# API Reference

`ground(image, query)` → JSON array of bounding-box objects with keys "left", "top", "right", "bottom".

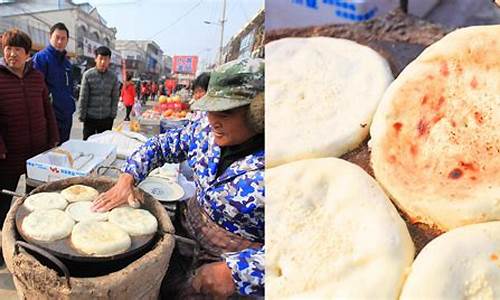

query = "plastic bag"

[
  {"left": 132, "top": 101, "right": 142, "bottom": 117},
  {"left": 117, "top": 101, "right": 125, "bottom": 112}
]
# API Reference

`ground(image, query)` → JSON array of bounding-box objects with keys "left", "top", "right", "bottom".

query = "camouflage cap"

[{"left": 191, "top": 57, "right": 264, "bottom": 112}]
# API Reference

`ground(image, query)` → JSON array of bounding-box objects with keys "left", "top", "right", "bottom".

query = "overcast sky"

[{"left": 73, "top": 0, "right": 263, "bottom": 67}]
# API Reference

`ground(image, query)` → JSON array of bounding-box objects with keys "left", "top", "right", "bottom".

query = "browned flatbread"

[{"left": 371, "top": 25, "right": 500, "bottom": 232}]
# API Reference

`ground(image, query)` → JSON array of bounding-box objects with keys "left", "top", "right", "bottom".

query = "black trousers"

[
  {"left": 125, "top": 105, "right": 132, "bottom": 120},
  {"left": 83, "top": 117, "right": 114, "bottom": 140}
]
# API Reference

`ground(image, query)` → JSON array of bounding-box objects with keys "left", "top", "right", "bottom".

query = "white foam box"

[
  {"left": 266, "top": 0, "right": 439, "bottom": 30},
  {"left": 26, "top": 139, "right": 117, "bottom": 182}
]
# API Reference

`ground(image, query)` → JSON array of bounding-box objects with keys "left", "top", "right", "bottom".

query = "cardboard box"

[{"left": 26, "top": 140, "right": 117, "bottom": 182}]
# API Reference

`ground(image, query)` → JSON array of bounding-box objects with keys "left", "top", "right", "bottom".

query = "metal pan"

[
  {"left": 15, "top": 204, "right": 156, "bottom": 263},
  {"left": 13, "top": 176, "right": 157, "bottom": 263}
]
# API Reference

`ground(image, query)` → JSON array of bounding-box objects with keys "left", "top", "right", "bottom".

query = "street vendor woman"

[{"left": 92, "top": 58, "right": 265, "bottom": 299}]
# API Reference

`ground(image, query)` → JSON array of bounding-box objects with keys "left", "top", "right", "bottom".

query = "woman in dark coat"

[{"left": 0, "top": 29, "right": 59, "bottom": 225}]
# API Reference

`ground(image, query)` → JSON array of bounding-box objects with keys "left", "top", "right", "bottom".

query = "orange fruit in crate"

[{"left": 163, "top": 109, "right": 173, "bottom": 117}]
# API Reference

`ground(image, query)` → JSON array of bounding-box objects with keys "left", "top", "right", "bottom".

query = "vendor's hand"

[
  {"left": 92, "top": 173, "right": 139, "bottom": 212},
  {"left": 0, "top": 153, "right": 6, "bottom": 160},
  {"left": 191, "top": 262, "right": 235, "bottom": 299}
]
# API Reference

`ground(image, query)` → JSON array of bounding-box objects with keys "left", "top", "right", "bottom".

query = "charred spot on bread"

[{"left": 448, "top": 168, "right": 463, "bottom": 179}]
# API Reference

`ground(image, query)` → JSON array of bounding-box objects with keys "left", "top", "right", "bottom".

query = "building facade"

[
  {"left": 0, "top": 0, "right": 122, "bottom": 82},
  {"left": 161, "top": 54, "right": 173, "bottom": 78},
  {"left": 224, "top": 8, "right": 265, "bottom": 62},
  {"left": 115, "top": 39, "right": 163, "bottom": 81},
  {"left": 115, "top": 40, "right": 146, "bottom": 80}
]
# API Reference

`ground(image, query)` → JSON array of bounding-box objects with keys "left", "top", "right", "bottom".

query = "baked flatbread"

[
  {"left": 370, "top": 25, "right": 500, "bottom": 231},
  {"left": 71, "top": 221, "right": 131, "bottom": 256},
  {"left": 61, "top": 185, "right": 99, "bottom": 203},
  {"left": 400, "top": 222, "right": 500, "bottom": 299},
  {"left": 267, "top": 158, "right": 414, "bottom": 299},
  {"left": 108, "top": 207, "right": 158, "bottom": 236},
  {"left": 266, "top": 37, "right": 393, "bottom": 167},
  {"left": 66, "top": 201, "right": 108, "bottom": 222},
  {"left": 22, "top": 209, "right": 74, "bottom": 241},
  {"left": 23, "top": 192, "right": 67, "bottom": 211}
]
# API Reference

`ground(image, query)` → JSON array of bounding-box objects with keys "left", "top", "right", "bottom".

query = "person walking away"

[
  {"left": 32, "top": 22, "right": 75, "bottom": 144},
  {"left": 78, "top": 46, "right": 120, "bottom": 140},
  {"left": 0, "top": 29, "right": 59, "bottom": 225},
  {"left": 121, "top": 73, "right": 136, "bottom": 121}
]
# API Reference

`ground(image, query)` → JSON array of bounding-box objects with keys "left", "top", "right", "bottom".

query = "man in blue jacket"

[{"left": 32, "top": 22, "right": 75, "bottom": 143}]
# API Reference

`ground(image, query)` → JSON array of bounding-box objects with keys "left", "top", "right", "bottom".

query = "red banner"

[{"left": 172, "top": 56, "right": 199, "bottom": 75}]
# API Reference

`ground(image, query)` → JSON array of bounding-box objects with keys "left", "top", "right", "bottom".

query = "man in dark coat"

[{"left": 0, "top": 29, "right": 60, "bottom": 225}]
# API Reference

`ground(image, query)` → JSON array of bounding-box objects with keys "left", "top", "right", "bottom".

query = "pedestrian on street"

[
  {"left": 151, "top": 81, "right": 158, "bottom": 101},
  {"left": 78, "top": 46, "right": 120, "bottom": 140},
  {"left": 135, "top": 80, "right": 141, "bottom": 98},
  {"left": 165, "top": 78, "right": 176, "bottom": 96},
  {"left": 32, "top": 22, "right": 75, "bottom": 144},
  {"left": 158, "top": 82, "right": 165, "bottom": 96},
  {"left": 140, "top": 81, "right": 148, "bottom": 104},
  {"left": 120, "top": 72, "right": 136, "bottom": 121},
  {"left": 0, "top": 29, "right": 59, "bottom": 225},
  {"left": 146, "top": 81, "right": 152, "bottom": 102}
]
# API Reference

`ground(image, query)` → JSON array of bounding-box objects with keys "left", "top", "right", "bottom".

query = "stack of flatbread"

[
  {"left": 266, "top": 24, "right": 500, "bottom": 298},
  {"left": 21, "top": 184, "right": 158, "bottom": 257}
]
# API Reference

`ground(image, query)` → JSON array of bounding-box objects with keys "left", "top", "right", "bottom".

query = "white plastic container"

[
  {"left": 266, "top": 0, "right": 439, "bottom": 30},
  {"left": 26, "top": 140, "right": 117, "bottom": 182}
]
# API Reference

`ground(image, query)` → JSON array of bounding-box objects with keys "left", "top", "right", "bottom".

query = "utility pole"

[{"left": 218, "top": 0, "right": 227, "bottom": 66}]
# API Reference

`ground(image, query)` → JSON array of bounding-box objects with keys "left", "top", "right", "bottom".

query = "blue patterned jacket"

[{"left": 123, "top": 116, "right": 264, "bottom": 296}]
